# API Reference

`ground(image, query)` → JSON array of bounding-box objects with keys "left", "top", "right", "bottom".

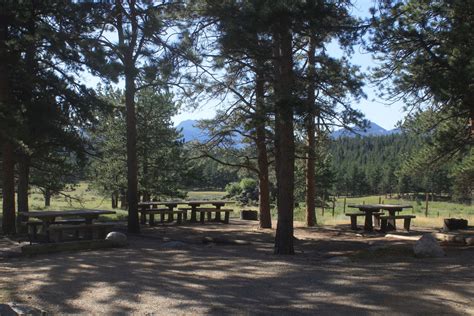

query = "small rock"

[
  {"left": 326, "top": 256, "right": 350, "bottom": 264},
  {"left": 413, "top": 234, "right": 445, "bottom": 258},
  {"left": 465, "top": 237, "right": 474, "bottom": 246},
  {"left": 162, "top": 241, "right": 188, "bottom": 248},
  {"left": 105, "top": 232, "right": 128, "bottom": 246}
]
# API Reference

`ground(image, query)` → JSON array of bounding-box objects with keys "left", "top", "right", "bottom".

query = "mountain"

[
  {"left": 331, "top": 121, "right": 400, "bottom": 138},
  {"left": 177, "top": 119, "right": 401, "bottom": 143},
  {"left": 176, "top": 119, "right": 209, "bottom": 142}
]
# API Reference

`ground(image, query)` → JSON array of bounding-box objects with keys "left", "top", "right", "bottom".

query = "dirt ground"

[{"left": 1, "top": 220, "right": 473, "bottom": 315}]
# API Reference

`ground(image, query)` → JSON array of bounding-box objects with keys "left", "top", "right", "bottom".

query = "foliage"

[
  {"left": 88, "top": 87, "right": 186, "bottom": 200},
  {"left": 225, "top": 177, "right": 259, "bottom": 205}
]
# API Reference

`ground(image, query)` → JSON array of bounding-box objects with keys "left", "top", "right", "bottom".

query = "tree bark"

[
  {"left": 273, "top": 18, "right": 295, "bottom": 255},
  {"left": 2, "top": 141, "right": 16, "bottom": 234},
  {"left": 125, "top": 70, "right": 140, "bottom": 233},
  {"left": 305, "top": 34, "right": 317, "bottom": 227},
  {"left": 17, "top": 155, "right": 30, "bottom": 213},
  {"left": 17, "top": 154, "right": 30, "bottom": 231},
  {"left": 0, "top": 13, "right": 16, "bottom": 235},
  {"left": 255, "top": 62, "right": 272, "bottom": 229}
]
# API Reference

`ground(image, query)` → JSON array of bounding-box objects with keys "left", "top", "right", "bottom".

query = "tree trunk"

[
  {"left": 273, "top": 18, "right": 295, "bottom": 255},
  {"left": 0, "top": 10, "right": 16, "bottom": 235},
  {"left": 2, "top": 141, "right": 16, "bottom": 234},
  {"left": 305, "top": 34, "right": 317, "bottom": 227},
  {"left": 16, "top": 154, "right": 30, "bottom": 231},
  {"left": 17, "top": 155, "right": 30, "bottom": 213},
  {"left": 255, "top": 62, "right": 272, "bottom": 229},
  {"left": 111, "top": 192, "right": 118, "bottom": 209},
  {"left": 44, "top": 189, "right": 51, "bottom": 207},
  {"left": 120, "top": 189, "right": 128, "bottom": 210},
  {"left": 125, "top": 70, "right": 140, "bottom": 233}
]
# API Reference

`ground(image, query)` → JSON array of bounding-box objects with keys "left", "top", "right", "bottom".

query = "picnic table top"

[
  {"left": 138, "top": 200, "right": 235, "bottom": 206},
  {"left": 348, "top": 204, "right": 413, "bottom": 211},
  {"left": 138, "top": 201, "right": 181, "bottom": 206},
  {"left": 19, "top": 210, "right": 116, "bottom": 219}
]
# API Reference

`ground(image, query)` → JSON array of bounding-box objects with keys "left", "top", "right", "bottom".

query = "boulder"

[
  {"left": 413, "top": 234, "right": 445, "bottom": 258},
  {"left": 465, "top": 237, "right": 474, "bottom": 246},
  {"left": 105, "top": 232, "right": 128, "bottom": 246}
]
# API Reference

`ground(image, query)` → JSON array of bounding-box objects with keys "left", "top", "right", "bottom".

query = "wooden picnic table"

[
  {"left": 183, "top": 200, "right": 235, "bottom": 222},
  {"left": 347, "top": 204, "right": 413, "bottom": 231},
  {"left": 138, "top": 201, "right": 185, "bottom": 224},
  {"left": 19, "top": 210, "right": 116, "bottom": 241}
]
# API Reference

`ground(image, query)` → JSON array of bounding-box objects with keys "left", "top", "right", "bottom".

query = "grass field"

[{"left": 1, "top": 183, "right": 473, "bottom": 228}]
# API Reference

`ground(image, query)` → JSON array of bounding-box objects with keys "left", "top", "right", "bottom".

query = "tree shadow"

[{"left": 1, "top": 221, "right": 473, "bottom": 314}]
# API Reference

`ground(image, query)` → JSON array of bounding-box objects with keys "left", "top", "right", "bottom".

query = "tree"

[
  {"left": 91, "top": 0, "right": 187, "bottom": 233},
  {"left": 368, "top": 0, "right": 474, "bottom": 166},
  {"left": 89, "top": 87, "right": 186, "bottom": 204},
  {"left": 0, "top": 1, "right": 107, "bottom": 234}
]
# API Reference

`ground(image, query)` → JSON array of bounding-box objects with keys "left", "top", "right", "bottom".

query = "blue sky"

[
  {"left": 173, "top": 0, "right": 405, "bottom": 130},
  {"left": 82, "top": 0, "right": 405, "bottom": 130}
]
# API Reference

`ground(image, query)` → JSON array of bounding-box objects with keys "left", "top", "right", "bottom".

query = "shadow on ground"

[{"left": 1, "top": 220, "right": 473, "bottom": 315}]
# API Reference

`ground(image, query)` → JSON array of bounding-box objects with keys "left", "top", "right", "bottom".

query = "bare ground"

[{"left": 1, "top": 220, "right": 473, "bottom": 315}]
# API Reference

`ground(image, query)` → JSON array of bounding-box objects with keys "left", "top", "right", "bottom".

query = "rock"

[
  {"left": 105, "top": 232, "right": 128, "bottom": 246},
  {"left": 413, "top": 234, "right": 445, "bottom": 258},
  {"left": 465, "top": 237, "right": 474, "bottom": 246},
  {"left": 162, "top": 241, "right": 188, "bottom": 248},
  {"left": 326, "top": 256, "right": 350, "bottom": 264}
]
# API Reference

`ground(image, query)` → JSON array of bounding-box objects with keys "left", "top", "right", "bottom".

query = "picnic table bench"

[
  {"left": 380, "top": 215, "right": 416, "bottom": 232},
  {"left": 139, "top": 208, "right": 186, "bottom": 225},
  {"left": 194, "top": 207, "right": 233, "bottom": 224},
  {"left": 19, "top": 210, "right": 116, "bottom": 243},
  {"left": 48, "top": 222, "right": 116, "bottom": 242}
]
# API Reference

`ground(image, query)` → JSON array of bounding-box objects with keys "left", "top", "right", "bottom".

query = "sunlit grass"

[{"left": 1, "top": 185, "right": 473, "bottom": 229}]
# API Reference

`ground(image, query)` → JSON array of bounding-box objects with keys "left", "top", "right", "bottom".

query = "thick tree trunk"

[
  {"left": 0, "top": 10, "right": 16, "bottom": 235},
  {"left": 305, "top": 35, "right": 317, "bottom": 227},
  {"left": 273, "top": 19, "right": 295, "bottom": 255},
  {"left": 255, "top": 63, "right": 272, "bottom": 229},
  {"left": 2, "top": 141, "right": 16, "bottom": 234},
  {"left": 125, "top": 71, "right": 140, "bottom": 233}
]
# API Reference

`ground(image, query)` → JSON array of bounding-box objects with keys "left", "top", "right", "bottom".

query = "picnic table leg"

[
  {"left": 350, "top": 215, "right": 357, "bottom": 230},
  {"left": 224, "top": 211, "right": 230, "bottom": 224},
  {"left": 167, "top": 206, "right": 174, "bottom": 222},
  {"left": 190, "top": 206, "right": 198, "bottom": 222},
  {"left": 215, "top": 205, "right": 222, "bottom": 221},
  {"left": 150, "top": 214, "right": 156, "bottom": 226},
  {"left": 200, "top": 211, "right": 205, "bottom": 224},
  {"left": 140, "top": 211, "right": 147, "bottom": 224},
  {"left": 373, "top": 213, "right": 381, "bottom": 227},
  {"left": 364, "top": 212, "right": 374, "bottom": 232},
  {"left": 387, "top": 210, "right": 397, "bottom": 231}
]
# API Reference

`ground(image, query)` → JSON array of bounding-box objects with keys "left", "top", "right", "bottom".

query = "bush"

[{"left": 225, "top": 182, "right": 242, "bottom": 197}]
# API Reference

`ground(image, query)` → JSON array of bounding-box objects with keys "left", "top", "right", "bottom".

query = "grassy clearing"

[
  {"left": 1, "top": 184, "right": 473, "bottom": 228},
  {"left": 293, "top": 195, "right": 474, "bottom": 227}
]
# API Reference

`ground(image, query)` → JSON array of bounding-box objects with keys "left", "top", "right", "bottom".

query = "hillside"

[{"left": 176, "top": 119, "right": 400, "bottom": 142}]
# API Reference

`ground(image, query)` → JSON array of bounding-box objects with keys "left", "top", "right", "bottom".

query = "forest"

[{"left": 0, "top": 0, "right": 473, "bottom": 257}]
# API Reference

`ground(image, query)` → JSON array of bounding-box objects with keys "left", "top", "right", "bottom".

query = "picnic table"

[
  {"left": 347, "top": 204, "right": 413, "bottom": 232},
  {"left": 181, "top": 200, "right": 235, "bottom": 223},
  {"left": 138, "top": 201, "right": 183, "bottom": 225},
  {"left": 19, "top": 209, "right": 116, "bottom": 242}
]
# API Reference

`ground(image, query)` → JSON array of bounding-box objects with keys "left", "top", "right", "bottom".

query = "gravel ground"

[{"left": 0, "top": 220, "right": 473, "bottom": 315}]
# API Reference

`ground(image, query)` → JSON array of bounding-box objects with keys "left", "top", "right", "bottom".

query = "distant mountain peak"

[{"left": 331, "top": 121, "right": 400, "bottom": 138}]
